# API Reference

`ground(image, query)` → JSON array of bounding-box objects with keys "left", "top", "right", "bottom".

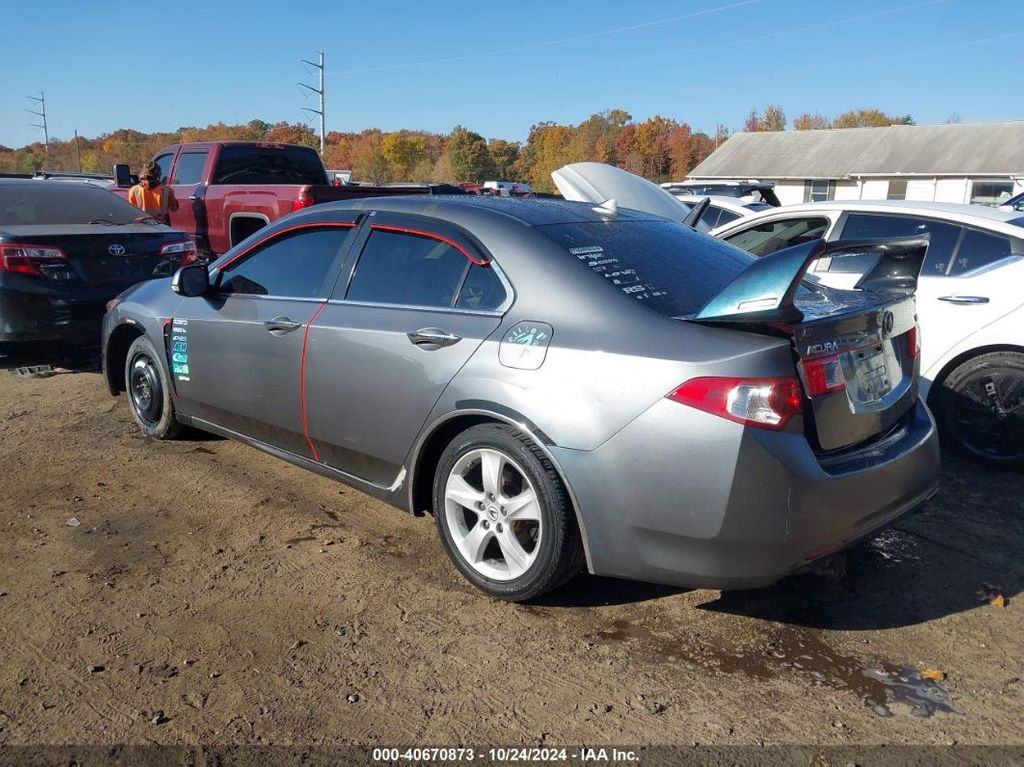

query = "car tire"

[
  {"left": 937, "top": 350, "right": 1024, "bottom": 468},
  {"left": 432, "top": 423, "right": 584, "bottom": 601},
  {"left": 125, "top": 336, "right": 182, "bottom": 440}
]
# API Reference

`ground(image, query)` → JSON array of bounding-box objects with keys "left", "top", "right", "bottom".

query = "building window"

[
  {"left": 804, "top": 180, "right": 835, "bottom": 202},
  {"left": 970, "top": 180, "right": 1014, "bottom": 207},
  {"left": 887, "top": 180, "right": 908, "bottom": 200}
]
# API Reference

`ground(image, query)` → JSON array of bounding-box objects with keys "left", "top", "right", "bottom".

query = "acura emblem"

[
  {"left": 882, "top": 311, "right": 895, "bottom": 336},
  {"left": 108, "top": 244, "right": 126, "bottom": 256}
]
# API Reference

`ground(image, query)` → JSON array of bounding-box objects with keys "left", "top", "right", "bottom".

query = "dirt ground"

[{"left": 0, "top": 352, "right": 1022, "bottom": 751}]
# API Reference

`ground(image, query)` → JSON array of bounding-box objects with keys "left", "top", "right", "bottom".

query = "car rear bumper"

[
  {"left": 552, "top": 398, "right": 940, "bottom": 590},
  {"left": 0, "top": 274, "right": 127, "bottom": 344}
]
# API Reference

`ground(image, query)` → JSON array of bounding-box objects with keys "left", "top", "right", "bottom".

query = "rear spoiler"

[{"left": 694, "top": 236, "right": 929, "bottom": 324}]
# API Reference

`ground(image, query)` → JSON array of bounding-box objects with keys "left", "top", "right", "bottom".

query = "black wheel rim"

[
  {"left": 129, "top": 354, "right": 163, "bottom": 427},
  {"left": 948, "top": 367, "right": 1024, "bottom": 463}
]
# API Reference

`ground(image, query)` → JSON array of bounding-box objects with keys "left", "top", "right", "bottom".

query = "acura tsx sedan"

[{"left": 102, "top": 196, "right": 940, "bottom": 600}]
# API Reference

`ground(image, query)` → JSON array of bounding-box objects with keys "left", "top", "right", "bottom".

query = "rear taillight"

[
  {"left": 160, "top": 239, "right": 198, "bottom": 264},
  {"left": 0, "top": 243, "right": 68, "bottom": 277},
  {"left": 667, "top": 377, "right": 803, "bottom": 430},
  {"left": 291, "top": 191, "right": 315, "bottom": 212},
  {"left": 798, "top": 353, "right": 846, "bottom": 397},
  {"left": 906, "top": 325, "right": 920, "bottom": 359}
]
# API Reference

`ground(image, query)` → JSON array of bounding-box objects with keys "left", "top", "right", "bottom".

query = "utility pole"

[
  {"left": 74, "top": 130, "right": 82, "bottom": 172},
  {"left": 299, "top": 51, "right": 325, "bottom": 154},
  {"left": 27, "top": 91, "right": 49, "bottom": 154}
]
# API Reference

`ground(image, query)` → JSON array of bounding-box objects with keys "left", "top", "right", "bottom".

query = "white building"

[{"left": 686, "top": 121, "right": 1024, "bottom": 207}]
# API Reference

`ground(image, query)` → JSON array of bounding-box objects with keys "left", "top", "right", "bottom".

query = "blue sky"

[{"left": 1, "top": 0, "right": 1021, "bottom": 148}]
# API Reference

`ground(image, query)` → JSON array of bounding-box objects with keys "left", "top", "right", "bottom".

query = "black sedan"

[{"left": 0, "top": 179, "right": 195, "bottom": 347}]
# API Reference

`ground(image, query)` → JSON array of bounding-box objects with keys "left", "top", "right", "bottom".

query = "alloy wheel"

[{"left": 444, "top": 448, "right": 542, "bottom": 581}]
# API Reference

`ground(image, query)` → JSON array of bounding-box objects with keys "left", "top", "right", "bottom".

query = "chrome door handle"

[
  {"left": 407, "top": 328, "right": 462, "bottom": 348},
  {"left": 264, "top": 316, "right": 302, "bottom": 334},
  {"left": 938, "top": 295, "right": 990, "bottom": 305}
]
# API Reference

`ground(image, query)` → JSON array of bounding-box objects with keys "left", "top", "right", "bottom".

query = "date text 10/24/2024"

[{"left": 371, "top": 747, "right": 639, "bottom": 762}]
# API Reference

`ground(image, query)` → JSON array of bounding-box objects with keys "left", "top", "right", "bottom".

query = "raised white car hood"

[{"left": 551, "top": 162, "right": 691, "bottom": 223}]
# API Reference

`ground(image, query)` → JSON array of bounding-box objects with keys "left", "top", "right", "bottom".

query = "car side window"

[
  {"left": 723, "top": 216, "right": 830, "bottom": 256},
  {"left": 715, "top": 209, "right": 741, "bottom": 227},
  {"left": 346, "top": 228, "right": 472, "bottom": 308},
  {"left": 173, "top": 151, "right": 208, "bottom": 185},
  {"left": 153, "top": 153, "right": 175, "bottom": 183},
  {"left": 838, "top": 214, "right": 962, "bottom": 276},
  {"left": 219, "top": 227, "right": 353, "bottom": 298},
  {"left": 696, "top": 206, "right": 722, "bottom": 232},
  {"left": 949, "top": 229, "right": 1016, "bottom": 276},
  {"left": 456, "top": 264, "right": 507, "bottom": 311}
]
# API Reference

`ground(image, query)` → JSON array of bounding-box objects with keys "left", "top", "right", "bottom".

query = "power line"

[
  {"left": 299, "top": 51, "right": 325, "bottom": 154},
  {"left": 27, "top": 91, "right": 48, "bottom": 153}
]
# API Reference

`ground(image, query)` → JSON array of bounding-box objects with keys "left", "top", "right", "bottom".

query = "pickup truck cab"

[{"left": 114, "top": 142, "right": 458, "bottom": 258}]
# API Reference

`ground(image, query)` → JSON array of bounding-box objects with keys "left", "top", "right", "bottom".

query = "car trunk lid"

[
  {"left": 691, "top": 237, "right": 928, "bottom": 452},
  {"left": 1, "top": 225, "right": 186, "bottom": 286}
]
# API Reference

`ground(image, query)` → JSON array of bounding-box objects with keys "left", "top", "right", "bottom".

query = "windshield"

[
  {"left": 536, "top": 219, "right": 755, "bottom": 318},
  {"left": 0, "top": 183, "right": 146, "bottom": 225}
]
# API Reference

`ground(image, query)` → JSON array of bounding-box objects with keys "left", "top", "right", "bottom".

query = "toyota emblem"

[
  {"left": 108, "top": 244, "right": 126, "bottom": 256},
  {"left": 882, "top": 311, "right": 895, "bottom": 336}
]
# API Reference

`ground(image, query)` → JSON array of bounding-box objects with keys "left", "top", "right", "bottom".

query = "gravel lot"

[{"left": 0, "top": 353, "right": 1021, "bottom": 750}]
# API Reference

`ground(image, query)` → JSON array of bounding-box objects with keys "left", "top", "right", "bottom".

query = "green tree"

[{"left": 445, "top": 126, "right": 494, "bottom": 182}]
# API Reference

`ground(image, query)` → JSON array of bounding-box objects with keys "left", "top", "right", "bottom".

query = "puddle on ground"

[{"left": 589, "top": 619, "right": 959, "bottom": 718}]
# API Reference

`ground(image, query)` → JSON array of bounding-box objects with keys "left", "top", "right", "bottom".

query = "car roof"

[
  {"left": 670, "top": 194, "right": 758, "bottom": 212},
  {"left": 0, "top": 178, "right": 109, "bottom": 191},
  {"left": 314, "top": 194, "right": 662, "bottom": 228},
  {"left": 715, "top": 199, "right": 1024, "bottom": 237}
]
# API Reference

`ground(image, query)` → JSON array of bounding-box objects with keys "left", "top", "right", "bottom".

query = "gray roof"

[{"left": 688, "top": 121, "right": 1024, "bottom": 180}]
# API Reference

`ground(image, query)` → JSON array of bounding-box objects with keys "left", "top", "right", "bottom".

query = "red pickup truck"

[{"left": 113, "top": 142, "right": 461, "bottom": 258}]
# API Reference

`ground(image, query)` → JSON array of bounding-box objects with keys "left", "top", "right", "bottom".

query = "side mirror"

[
  {"left": 113, "top": 163, "right": 132, "bottom": 188},
  {"left": 171, "top": 264, "right": 210, "bottom": 297}
]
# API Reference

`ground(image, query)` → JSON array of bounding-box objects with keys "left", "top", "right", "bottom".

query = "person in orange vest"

[{"left": 128, "top": 161, "right": 178, "bottom": 224}]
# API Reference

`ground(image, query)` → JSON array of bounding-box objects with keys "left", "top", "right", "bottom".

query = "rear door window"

[
  {"left": 218, "top": 226, "right": 353, "bottom": 297},
  {"left": 212, "top": 145, "right": 328, "bottom": 185},
  {"left": 345, "top": 228, "right": 473, "bottom": 308},
  {"left": 456, "top": 264, "right": 507, "bottom": 311},
  {"left": 537, "top": 219, "right": 755, "bottom": 318},
  {"left": 838, "top": 213, "right": 962, "bottom": 276},
  {"left": 723, "top": 216, "right": 830, "bottom": 256},
  {"left": 949, "top": 229, "right": 1018, "bottom": 275}
]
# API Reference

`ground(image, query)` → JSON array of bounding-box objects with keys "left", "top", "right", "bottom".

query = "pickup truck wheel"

[
  {"left": 938, "top": 351, "right": 1024, "bottom": 467},
  {"left": 432, "top": 424, "right": 584, "bottom": 602},
  {"left": 125, "top": 336, "right": 182, "bottom": 440}
]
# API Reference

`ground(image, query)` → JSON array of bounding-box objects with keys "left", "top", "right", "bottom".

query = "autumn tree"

[
  {"left": 744, "top": 105, "right": 786, "bottom": 132},
  {"left": 382, "top": 131, "right": 429, "bottom": 179},
  {"left": 792, "top": 112, "right": 830, "bottom": 130},
  {"left": 487, "top": 138, "right": 520, "bottom": 179},
  {"left": 831, "top": 109, "right": 913, "bottom": 128}
]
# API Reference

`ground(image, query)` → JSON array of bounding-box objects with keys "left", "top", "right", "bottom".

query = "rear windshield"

[
  {"left": 212, "top": 145, "right": 328, "bottom": 185},
  {"left": 0, "top": 183, "right": 145, "bottom": 225},
  {"left": 536, "top": 220, "right": 755, "bottom": 317}
]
